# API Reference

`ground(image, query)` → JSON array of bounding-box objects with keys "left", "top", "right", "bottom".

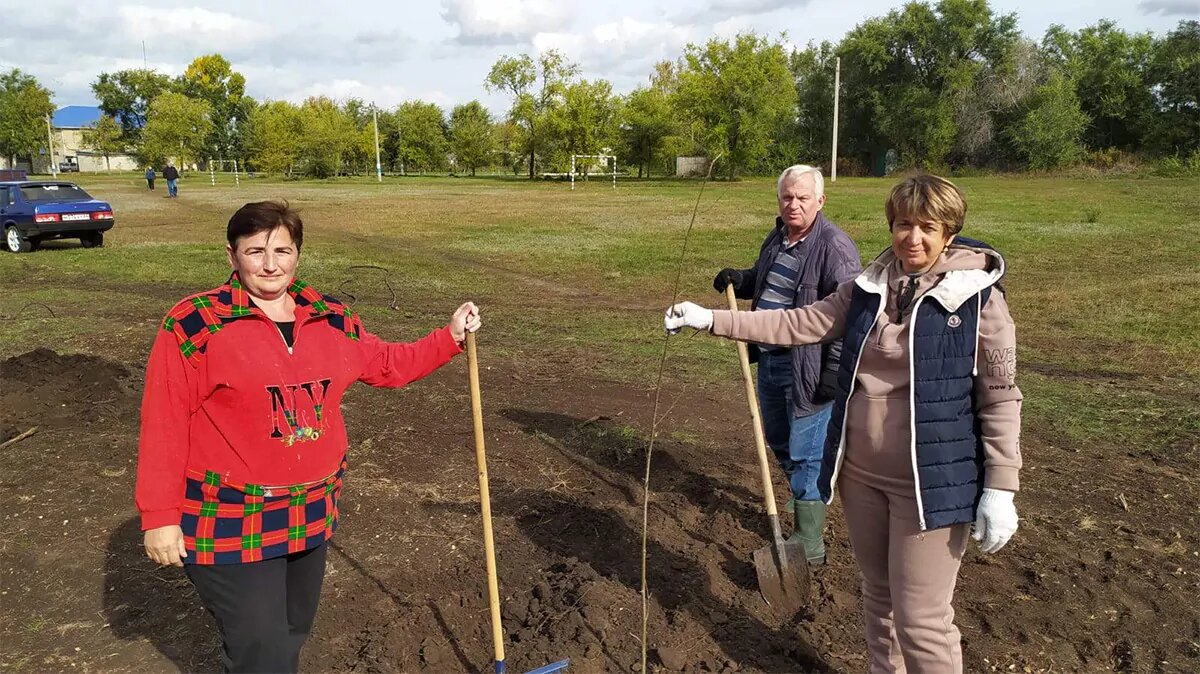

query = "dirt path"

[{"left": 1, "top": 347, "right": 1197, "bottom": 673}]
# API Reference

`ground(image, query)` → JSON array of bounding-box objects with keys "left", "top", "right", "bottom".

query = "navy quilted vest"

[{"left": 817, "top": 257, "right": 995, "bottom": 530}]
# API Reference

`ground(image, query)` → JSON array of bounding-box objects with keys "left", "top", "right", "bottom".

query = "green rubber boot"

[{"left": 789, "top": 499, "right": 827, "bottom": 565}]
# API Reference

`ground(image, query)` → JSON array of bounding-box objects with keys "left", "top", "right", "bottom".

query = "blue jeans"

[
  {"left": 167, "top": 178, "right": 178, "bottom": 197},
  {"left": 757, "top": 350, "right": 832, "bottom": 501}
]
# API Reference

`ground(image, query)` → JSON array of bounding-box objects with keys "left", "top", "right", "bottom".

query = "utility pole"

[
  {"left": 45, "top": 114, "right": 58, "bottom": 177},
  {"left": 831, "top": 57, "right": 841, "bottom": 183},
  {"left": 373, "top": 104, "right": 382, "bottom": 183}
]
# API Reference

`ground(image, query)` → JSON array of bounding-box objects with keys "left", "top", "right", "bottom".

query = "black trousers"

[
  {"left": 147, "top": 178, "right": 155, "bottom": 189},
  {"left": 185, "top": 544, "right": 327, "bottom": 673}
]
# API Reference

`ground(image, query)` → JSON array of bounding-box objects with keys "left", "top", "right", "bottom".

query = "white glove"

[
  {"left": 973, "top": 488, "right": 1018, "bottom": 553},
  {"left": 664, "top": 302, "right": 713, "bottom": 334}
]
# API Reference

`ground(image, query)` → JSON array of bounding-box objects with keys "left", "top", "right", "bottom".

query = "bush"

[
  {"left": 1010, "top": 72, "right": 1088, "bottom": 171},
  {"left": 1151, "top": 150, "right": 1200, "bottom": 177}
]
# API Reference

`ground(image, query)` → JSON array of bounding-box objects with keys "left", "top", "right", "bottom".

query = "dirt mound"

[{"left": 0, "top": 347, "right": 137, "bottom": 431}]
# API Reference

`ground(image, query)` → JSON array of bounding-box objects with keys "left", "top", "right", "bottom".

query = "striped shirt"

[
  {"left": 756, "top": 238, "right": 808, "bottom": 312},
  {"left": 755, "top": 238, "right": 807, "bottom": 354}
]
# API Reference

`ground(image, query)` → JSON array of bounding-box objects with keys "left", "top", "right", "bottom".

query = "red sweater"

[{"left": 136, "top": 275, "right": 462, "bottom": 530}]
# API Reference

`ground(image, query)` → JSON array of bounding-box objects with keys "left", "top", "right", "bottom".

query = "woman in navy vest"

[{"left": 666, "top": 174, "right": 1022, "bottom": 673}]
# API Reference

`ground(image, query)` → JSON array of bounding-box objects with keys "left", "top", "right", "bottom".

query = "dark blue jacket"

[
  {"left": 818, "top": 238, "right": 1005, "bottom": 530},
  {"left": 731, "top": 212, "right": 862, "bottom": 416}
]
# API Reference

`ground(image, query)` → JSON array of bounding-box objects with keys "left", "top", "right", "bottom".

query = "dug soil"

[{"left": 0, "top": 346, "right": 1196, "bottom": 673}]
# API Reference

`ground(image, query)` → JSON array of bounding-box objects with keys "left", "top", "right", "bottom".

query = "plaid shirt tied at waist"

[{"left": 180, "top": 458, "right": 346, "bottom": 565}]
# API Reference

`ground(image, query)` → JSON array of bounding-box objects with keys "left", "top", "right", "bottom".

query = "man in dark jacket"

[
  {"left": 163, "top": 162, "right": 180, "bottom": 198},
  {"left": 714, "top": 165, "right": 861, "bottom": 564}
]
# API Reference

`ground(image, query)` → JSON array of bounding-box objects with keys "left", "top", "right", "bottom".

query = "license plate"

[{"left": 61, "top": 213, "right": 89, "bottom": 221}]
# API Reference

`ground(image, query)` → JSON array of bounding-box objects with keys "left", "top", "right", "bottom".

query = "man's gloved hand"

[
  {"left": 972, "top": 488, "right": 1018, "bottom": 553},
  {"left": 664, "top": 302, "right": 714, "bottom": 334},
  {"left": 713, "top": 268, "right": 744, "bottom": 294}
]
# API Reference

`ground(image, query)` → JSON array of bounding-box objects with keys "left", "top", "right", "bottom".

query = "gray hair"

[{"left": 777, "top": 164, "right": 824, "bottom": 198}]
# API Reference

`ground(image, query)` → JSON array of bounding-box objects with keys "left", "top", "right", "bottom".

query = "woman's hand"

[
  {"left": 664, "top": 302, "right": 714, "bottom": 334},
  {"left": 973, "top": 489, "right": 1018, "bottom": 553},
  {"left": 450, "top": 302, "right": 482, "bottom": 343},
  {"left": 144, "top": 525, "right": 187, "bottom": 567}
]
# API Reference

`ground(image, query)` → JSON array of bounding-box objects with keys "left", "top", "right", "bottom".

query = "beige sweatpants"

[{"left": 839, "top": 473, "right": 971, "bottom": 673}]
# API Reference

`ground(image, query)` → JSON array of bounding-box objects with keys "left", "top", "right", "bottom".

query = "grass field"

[
  {"left": 1, "top": 171, "right": 1198, "bottom": 672},
  {"left": 1, "top": 172, "right": 1197, "bottom": 454}
]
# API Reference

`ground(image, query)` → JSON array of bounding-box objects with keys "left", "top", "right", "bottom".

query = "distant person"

[
  {"left": 145, "top": 167, "right": 155, "bottom": 190},
  {"left": 712, "top": 164, "right": 861, "bottom": 565},
  {"left": 163, "top": 162, "right": 179, "bottom": 198},
  {"left": 136, "top": 201, "right": 481, "bottom": 672},
  {"left": 667, "top": 174, "right": 1022, "bottom": 673}
]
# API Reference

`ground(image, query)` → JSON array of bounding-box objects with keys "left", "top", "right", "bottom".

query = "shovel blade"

[{"left": 753, "top": 538, "right": 810, "bottom": 613}]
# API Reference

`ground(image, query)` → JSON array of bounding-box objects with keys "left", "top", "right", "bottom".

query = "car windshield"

[{"left": 20, "top": 184, "right": 92, "bottom": 201}]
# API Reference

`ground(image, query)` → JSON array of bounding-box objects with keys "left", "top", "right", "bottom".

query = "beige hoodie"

[{"left": 711, "top": 245, "right": 1022, "bottom": 493}]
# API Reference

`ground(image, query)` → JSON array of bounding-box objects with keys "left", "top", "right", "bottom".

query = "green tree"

[
  {"left": 619, "top": 84, "right": 676, "bottom": 178},
  {"left": 486, "top": 50, "right": 578, "bottom": 177},
  {"left": 176, "top": 54, "right": 249, "bottom": 160},
  {"left": 247, "top": 100, "right": 303, "bottom": 176},
  {"left": 1043, "top": 20, "right": 1155, "bottom": 151},
  {"left": 493, "top": 120, "right": 524, "bottom": 174},
  {"left": 396, "top": 101, "right": 448, "bottom": 173},
  {"left": 140, "top": 92, "right": 214, "bottom": 167},
  {"left": 0, "top": 69, "right": 55, "bottom": 169},
  {"left": 775, "top": 41, "right": 837, "bottom": 171},
  {"left": 1009, "top": 70, "right": 1088, "bottom": 170},
  {"left": 374, "top": 109, "right": 402, "bottom": 172},
  {"left": 228, "top": 96, "right": 259, "bottom": 163},
  {"left": 297, "top": 97, "right": 353, "bottom": 178},
  {"left": 340, "top": 98, "right": 377, "bottom": 175},
  {"left": 552, "top": 79, "right": 620, "bottom": 169},
  {"left": 81, "top": 115, "right": 126, "bottom": 172},
  {"left": 449, "top": 101, "right": 495, "bottom": 175},
  {"left": 838, "top": 0, "right": 1020, "bottom": 169},
  {"left": 1144, "top": 20, "right": 1200, "bottom": 156},
  {"left": 91, "top": 69, "right": 173, "bottom": 143},
  {"left": 674, "top": 32, "right": 796, "bottom": 179}
]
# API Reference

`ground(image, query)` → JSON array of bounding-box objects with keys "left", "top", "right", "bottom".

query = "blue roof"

[{"left": 52, "top": 106, "right": 103, "bottom": 128}]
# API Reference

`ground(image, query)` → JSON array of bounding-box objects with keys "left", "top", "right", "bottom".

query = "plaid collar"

[{"left": 214, "top": 272, "right": 338, "bottom": 319}]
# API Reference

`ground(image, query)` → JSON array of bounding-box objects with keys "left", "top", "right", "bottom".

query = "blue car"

[{"left": 1, "top": 180, "right": 115, "bottom": 252}]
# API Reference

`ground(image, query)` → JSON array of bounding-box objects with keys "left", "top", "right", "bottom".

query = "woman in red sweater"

[{"left": 136, "top": 200, "right": 480, "bottom": 673}]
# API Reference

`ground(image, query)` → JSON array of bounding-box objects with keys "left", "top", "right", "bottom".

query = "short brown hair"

[
  {"left": 227, "top": 200, "right": 303, "bottom": 250},
  {"left": 885, "top": 174, "right": 967, "bottom": 236}
]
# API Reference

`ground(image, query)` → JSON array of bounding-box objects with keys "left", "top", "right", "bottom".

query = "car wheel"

[
  {"left": 4, "top": 226, "right": 30, "bottom": 253},
  {"left": 80, "top": 232, "right": 104, "bottom": 248}
]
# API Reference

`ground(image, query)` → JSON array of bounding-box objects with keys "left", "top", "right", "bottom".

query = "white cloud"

[
  {"left": 712, "top": 16, "right": 752, "bottom": 37},
  {"left": 1137, "top": 0, "right": 1200, "bottom": 15},
  {"left": 533, "top": 19, "right": 692, "bottom": 76},
  {"left": 678, "top": 0, "right": 806, "bottom": 22},
  {"left": 442, "top": 0, "right": 575, "bottom": 44},
  {"left": 116, "top": 6, "right": 274, "bottom": 44}
]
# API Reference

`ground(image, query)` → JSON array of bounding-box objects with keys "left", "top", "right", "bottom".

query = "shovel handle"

[
  {"left": 467, "top": 332, "right": 506, "bottom": 666},
  {"left": 725, "top": 286, "right": 779, "bottom": 518}
]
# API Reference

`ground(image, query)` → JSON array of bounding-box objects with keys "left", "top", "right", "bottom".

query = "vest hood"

[{"left": 854, "top": 237, "right": 1005, "bottom": 312}]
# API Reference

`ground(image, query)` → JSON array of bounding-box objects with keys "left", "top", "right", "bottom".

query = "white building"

[{"left": 0, "top": 106, "right": 140, "bottom": 174}]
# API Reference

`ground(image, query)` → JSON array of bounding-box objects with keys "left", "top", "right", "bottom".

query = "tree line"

[{"left": 2, "top": 0, "right": 1196, "bottom": 179}]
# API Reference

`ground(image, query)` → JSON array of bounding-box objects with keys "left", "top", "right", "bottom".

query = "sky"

[{"left": 2, "top": 0, "right": 1196, "bottom": 116}]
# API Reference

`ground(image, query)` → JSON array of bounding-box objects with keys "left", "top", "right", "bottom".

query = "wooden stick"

[
  {"left": 725, "top": 286, "right": 779, "bottom": 517},
  {"left": 0, "top": 427, "right": 37, "bottom": 452},
  {"left": 467, "top": 332, "right": 506, "bottom": 669}
]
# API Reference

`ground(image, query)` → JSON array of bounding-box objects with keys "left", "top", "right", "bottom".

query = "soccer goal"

[
  {"left": 208, "top": 159, "right": 242, "bottom": 186},
  {"left": 570, "top": 154, "right": 616, "bottom": 190}
]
